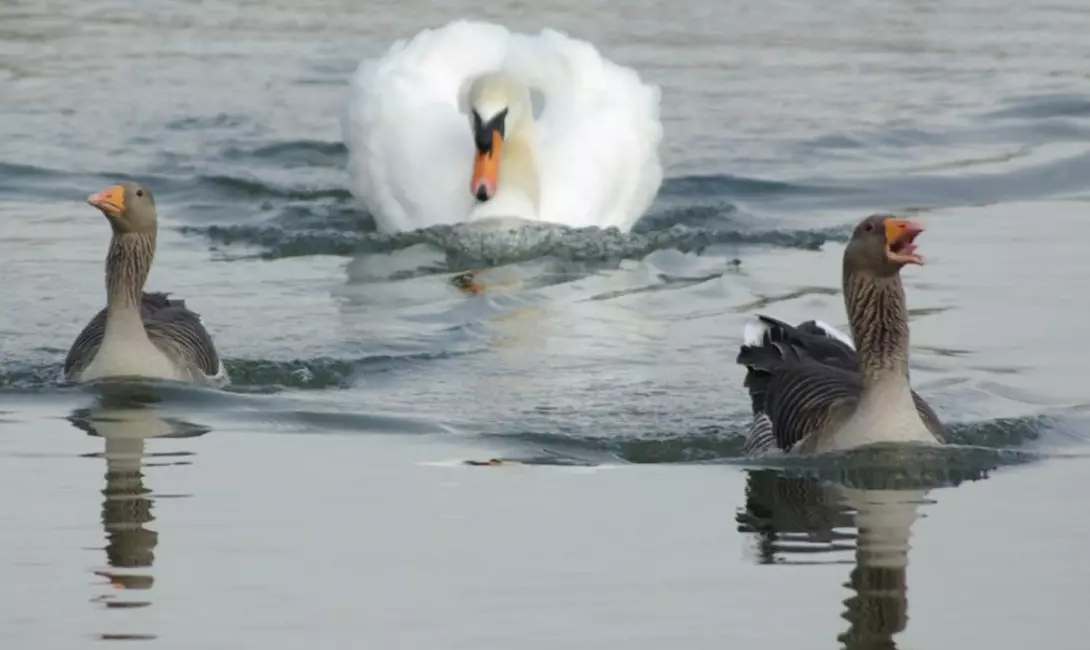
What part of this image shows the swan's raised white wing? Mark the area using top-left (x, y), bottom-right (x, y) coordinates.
top-left (510, 29), bottom-right (663, 232)
top-left (343, 21), bottom-right (663, 234)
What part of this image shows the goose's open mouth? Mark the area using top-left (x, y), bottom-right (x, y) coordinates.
top-left (885, 218), bottom-right (924, 265)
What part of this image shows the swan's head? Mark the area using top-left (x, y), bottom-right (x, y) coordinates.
top-left (87, 181), bottom-right (158, 235)
top-left (467, 73), bottom-right (532, 202)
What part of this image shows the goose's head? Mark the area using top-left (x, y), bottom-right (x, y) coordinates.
top-left (88, 181), bottom-right (158, 235)
top-left (844, 214), bottom-right (925, 278)
top-left (467, 73), bottom-right (532, 202)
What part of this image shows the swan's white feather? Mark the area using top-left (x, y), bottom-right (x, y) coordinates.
top-left (343, 20), bottom-right (663, 233)
top-left (812, 319), bottom-right (855, 349)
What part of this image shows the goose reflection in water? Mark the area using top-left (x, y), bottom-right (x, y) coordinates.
top-left (735, 450), bottom-right (995, 650)
top-left (67, 386), bottom-right (210, 642)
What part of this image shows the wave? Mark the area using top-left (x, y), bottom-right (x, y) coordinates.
top-left (175, 174), bottom-right (854, 274)
top-left (183, 216), bottom-right (849, 270)
top-left (464, 412), bottom-right (1079, 466)
top-left (0, 351), bottom-right (475, 394)
top-left (4, 356), bottom-right (1082, 469)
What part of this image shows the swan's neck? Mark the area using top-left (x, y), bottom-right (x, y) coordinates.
top-left (498, 120), bottom-right (540, 211)
top-left (843, 270), bottom-right (911, 396)
top-left (105, 231), bottom-right (155, 320)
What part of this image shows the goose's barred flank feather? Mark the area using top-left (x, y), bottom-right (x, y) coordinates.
top-left (737, 314), bottom-right (945, 454)
top-left (743, 414), bottom-right (777, 456)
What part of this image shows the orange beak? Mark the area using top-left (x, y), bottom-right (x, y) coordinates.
top-left (88, 185), bottom-right (126, 217)
top-left (471, 130), bottom-right (502, 202)
top-left (884, 218), bottom-right (925, 265)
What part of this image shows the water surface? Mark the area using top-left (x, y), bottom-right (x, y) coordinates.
top-left (3, 0), bottom-right (1090, 647)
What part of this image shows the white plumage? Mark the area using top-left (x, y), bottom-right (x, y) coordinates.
top-left (742, 316), bottom-right (856, 350)
top-left (742, 319), bottom-right (770, 347)
top-left (811, 319), bottom-right (855, 349)
top-left (343, 20), bottom-right (663, 233)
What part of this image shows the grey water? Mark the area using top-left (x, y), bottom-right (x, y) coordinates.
top-left (3, 0), bottom-right (1090, 647)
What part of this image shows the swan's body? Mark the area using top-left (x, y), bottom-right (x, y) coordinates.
top-left (64, 182), bottom-right (228, 387)
top-left (343, 20), bottom-right (663, 233)
top-left (736, 215), bottom-right (947, 455)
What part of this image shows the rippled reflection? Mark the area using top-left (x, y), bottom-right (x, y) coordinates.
top-left (736, 452), bottom-right (994, 649)
top-left (68, 388), bottom-right (210, 642)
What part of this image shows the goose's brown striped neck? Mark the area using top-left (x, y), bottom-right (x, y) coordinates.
top-left (105, 231), bottom-right (156, 312)
top-left (842, 269), bottom-right (911, 390)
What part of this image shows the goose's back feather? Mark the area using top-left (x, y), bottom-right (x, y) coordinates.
top-left (64, 292), bottom-right (223, 383)
top-left (737, 315), bottom-right (944, 454)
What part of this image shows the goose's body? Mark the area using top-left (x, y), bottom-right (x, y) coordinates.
top-left (739, 315), bottom-right (944, 455)
top-left (64, 182), bottom-right (228, 387)
top-left (66, 292), bottom-right (226, 385)
top-left (737, 215), bottom-right (947, 455)
top-left (343, 20), bottom-right (662, 233)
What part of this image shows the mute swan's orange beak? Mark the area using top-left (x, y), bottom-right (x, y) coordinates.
top-left (471, 130), bottom-right (503, 202)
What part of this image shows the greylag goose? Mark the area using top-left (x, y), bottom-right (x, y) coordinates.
top-left (63, 182), bottom-right (228, 387)
top-left (736, 214), bottom-right (946, 455)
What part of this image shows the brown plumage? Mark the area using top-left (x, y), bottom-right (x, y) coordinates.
top-left (737, 214), bottom-right (946, 455)
top-left (64, 181), bottom-right (228, 386)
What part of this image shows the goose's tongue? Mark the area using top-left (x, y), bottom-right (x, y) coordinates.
top-left (885, 218), bottom-right (924, 265)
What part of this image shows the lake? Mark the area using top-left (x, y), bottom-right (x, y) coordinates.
top-left (2, 0), bottom-right (1090, 647)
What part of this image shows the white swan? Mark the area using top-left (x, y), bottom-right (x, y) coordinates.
top-left (343, 20), bottom-right (664, 234)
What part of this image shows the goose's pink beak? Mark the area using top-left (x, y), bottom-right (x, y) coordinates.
top-left (88, 185), bottom-right (126, 217)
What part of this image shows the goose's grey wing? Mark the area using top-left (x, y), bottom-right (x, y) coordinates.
top-left (753, 315), bottom-right (858, 370)
top-left (744, 364), bottom-right (945, 453)
top-left (64, 307), bottom-right (108, 380)
top-left (911, 392), bottom-right (948, 443)
top-left (738, 315), bottom-right (863, 453)
top-left (739, 315), bottom-right (858, 415)
top-left (757, 363), bottom-right (861, 453)
top-left (737, 313), bottom-right (945, 453)
top-left (142, 294), bottom-right (222, 379)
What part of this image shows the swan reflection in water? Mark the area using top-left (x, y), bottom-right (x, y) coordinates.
top-left (67, 386), bottom-right (210, 642)
top-left (736, 452), bottom-right (995, 649)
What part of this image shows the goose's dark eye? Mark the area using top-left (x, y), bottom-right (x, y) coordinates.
top-left (136, 189), bottom-right (144, 197)
top-left (864, 222), bottom-right (874, 232)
